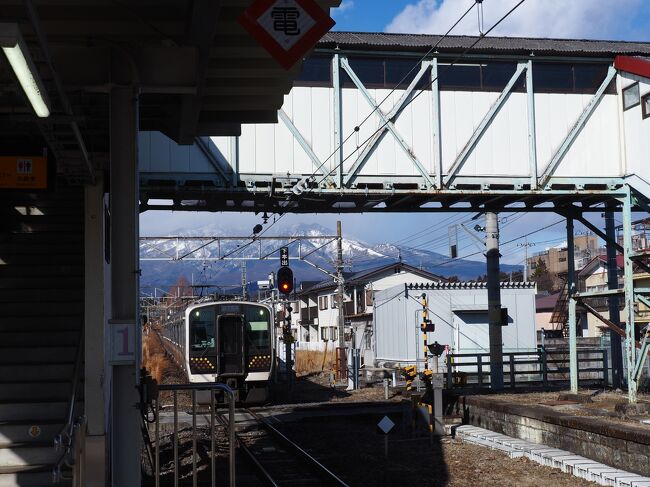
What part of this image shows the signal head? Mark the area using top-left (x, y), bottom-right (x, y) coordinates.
top-left (277, 266), bottom-right (294, 295)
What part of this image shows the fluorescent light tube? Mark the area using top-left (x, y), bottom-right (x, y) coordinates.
top-left (2, 42), bottom-right (50, 117)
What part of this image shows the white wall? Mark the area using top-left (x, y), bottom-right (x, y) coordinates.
top-left (374, 284), bottom-right (537, 369)
top-left (138, 71), bottom-right (650, 190)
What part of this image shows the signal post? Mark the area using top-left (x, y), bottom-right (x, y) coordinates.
top-left (278, 247), bottom-right (294, 389)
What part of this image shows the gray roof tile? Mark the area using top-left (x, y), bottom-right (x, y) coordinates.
top-left (318, 32), bottom-right (650, 57)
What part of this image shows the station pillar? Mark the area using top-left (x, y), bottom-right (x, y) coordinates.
top-left (84, 175), bottom-right (108, 486)
top-left (109, 85), bottom-right (142, 486)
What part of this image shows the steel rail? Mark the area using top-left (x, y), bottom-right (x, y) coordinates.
top-left (218, 409), bottom-right (350, 487)
top-left (243, 409), bottom-right (350, 487)
top-left (214, 413), bottom-right (279, 487)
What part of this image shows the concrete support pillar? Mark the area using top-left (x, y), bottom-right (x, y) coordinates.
top-left (621, 187), bottom-right (637, 403)
top-left (605, 208), bottom-right (623, 389)
top-left (486, 212), bottom-right (503, 390)
top-left (84, 176), bottom-right (107, 487)
top-left (567, 217), bottom-right (578, 393)
top-left (109, 85), bottom-right (142, 486)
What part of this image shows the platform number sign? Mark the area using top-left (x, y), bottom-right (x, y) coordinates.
top-left (238, 0), bottom-right (335, 70)
top-left (109, 320), bottom-right (136, 365)
top-left (280, 246), bottom-right (289, 267)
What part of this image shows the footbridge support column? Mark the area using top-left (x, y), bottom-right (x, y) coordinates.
top-left (567, 217), bottom-right (578, 393)
top-left (486, 212), bottom-right (504, 390)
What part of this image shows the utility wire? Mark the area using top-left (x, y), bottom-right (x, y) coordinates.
top-left (434, 218), bottom-right (564, 268)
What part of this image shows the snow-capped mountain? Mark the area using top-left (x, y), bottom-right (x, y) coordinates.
top-left (139, 222), bottom-right (522, 294)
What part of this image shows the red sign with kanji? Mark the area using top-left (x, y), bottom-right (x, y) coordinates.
top-left (239, 0), bottom-right (335, 70)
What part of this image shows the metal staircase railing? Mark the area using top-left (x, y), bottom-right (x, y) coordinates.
top-left (53, 327), bottom-right (85, 484)
top-left (551, 283), bottom-right (569, 334)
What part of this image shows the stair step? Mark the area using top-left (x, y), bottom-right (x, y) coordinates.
top-left (0, 422), bottom-right (63, 444)
top-left (0, 348), bottom-right (77, 365)
top-left (0, 289), bottom-right (83, 303)
top-left (0, 466), bottom-right (71, 487)
top-left (0, 443), bottom-right (58, 468)
top-left (0, 332), bottom-right (79, 347)
top-left (0, 302), bottom-right (83, 317)
top-left (0, 364), bottom-right (75, 383)
top-left (0, 382), bottom-right (79, 402)
top-left (0, 319), bottom-right (79, 332)
top-left (0, 265), bottom-right (83, 278)
top-left (0, 277), bottom-right (81, 290)
top-left (0, 401), bottom-right (80, 422)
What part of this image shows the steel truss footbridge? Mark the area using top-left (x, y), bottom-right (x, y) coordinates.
top-left (138, 32), bottom-right (650, 402)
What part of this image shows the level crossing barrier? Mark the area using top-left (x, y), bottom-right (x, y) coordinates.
top-left (445, 348), bottom-right (608, 389)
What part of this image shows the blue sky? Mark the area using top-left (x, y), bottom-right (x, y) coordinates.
top-left (141, 0), bottom-right (650, 268)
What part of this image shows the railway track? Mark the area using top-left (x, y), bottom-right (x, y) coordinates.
top-left (217, 409), bottom-right (350, 487)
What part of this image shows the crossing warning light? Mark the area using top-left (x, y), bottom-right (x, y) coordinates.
top-left (427, 341), bottom-right (446, 357)
top-left (277, 266), bottom-right (293, 295)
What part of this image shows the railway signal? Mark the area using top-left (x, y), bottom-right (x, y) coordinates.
top-left (427, 341), bottom-right (446, 357)
top-left (277, 265), bottom-right (293, 295)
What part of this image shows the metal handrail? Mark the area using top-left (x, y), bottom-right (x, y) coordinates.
top-left (153, 383), bottom-right (236, 487)
top-left (53, 327), bottom-right (85, 483)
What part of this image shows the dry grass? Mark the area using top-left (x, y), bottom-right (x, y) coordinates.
top-left (295, 349), bottom-right (335, 375)
top-left (142, 330), bottom-right (171, 383)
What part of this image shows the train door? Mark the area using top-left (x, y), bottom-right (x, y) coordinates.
top-left (217, 314), bottom-right (245, 375)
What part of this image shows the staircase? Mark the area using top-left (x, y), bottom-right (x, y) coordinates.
top-left (551, 283), bottom-right (569, 335)
top-left (0, 187), bottom-right (84, 486)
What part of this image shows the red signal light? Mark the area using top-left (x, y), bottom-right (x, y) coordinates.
top-left (277, 266), bottom-right (293, 295)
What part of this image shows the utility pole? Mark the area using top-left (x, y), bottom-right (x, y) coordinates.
top-left (486, 212), bottom-right (504, 389)
top-left (241, 261), bottom-right (247, 300)
top-left (336, 221), bottom-right (346, 382)
top-left (605, 208), bottom-right (623, 389)
top-left (518, 238), bottom-right (534, 281)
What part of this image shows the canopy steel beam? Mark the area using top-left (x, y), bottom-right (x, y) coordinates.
top-left (340, 57), bottom-right (433, 188)
top-left (539, 66), bottom-right (617, 188)
top-left (445, 62), bottom-right (527, 188)
top-left (194, 136), bottom-right (231, 184)
top-left (278, 109), bottom-right (334, 186)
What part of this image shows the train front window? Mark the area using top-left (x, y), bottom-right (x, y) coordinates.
top-left (245, 307), bottom-right (270, 352)
top-left (190, 307), bottom-right (215, 351)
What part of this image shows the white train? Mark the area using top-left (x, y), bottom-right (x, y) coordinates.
top-left (162, 300), bottom-right (275, 404)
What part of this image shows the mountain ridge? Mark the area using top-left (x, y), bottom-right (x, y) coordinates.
top-left (140, 222), bottom-right (523, 293)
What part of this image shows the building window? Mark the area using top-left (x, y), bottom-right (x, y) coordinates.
top-left (559, 257), bottom-right (567, 262)
top-left (330, 294), bottom-right (338, 309)
top-left (294, 56), bottom-right (332, 87)
top-left (320, 326), bottom-right (338, 341)
top-left (318, 295), bottom-right (328, 310)
top-left (642, 92), bottom-right (650, 119)
top-left (623, 83), bottom-right (640, 110)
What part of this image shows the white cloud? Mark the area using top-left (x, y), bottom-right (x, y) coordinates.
top-left (333, 0), bottom-right (354, 17)
top-left (386, 0), bottom-right (642, 39)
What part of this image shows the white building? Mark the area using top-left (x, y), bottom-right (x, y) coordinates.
top-left (291, 262), bottom-right (445, 363)
top-left (373, 281), bottom-right (537, 371)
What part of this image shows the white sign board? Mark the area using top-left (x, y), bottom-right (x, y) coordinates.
top-left (109, 320), bottom-right (136, 365)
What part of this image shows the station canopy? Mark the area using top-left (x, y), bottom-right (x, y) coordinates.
top-left (0, 0), bottom-right (339, 183)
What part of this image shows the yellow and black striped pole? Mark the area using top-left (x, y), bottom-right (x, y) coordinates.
top-left (402, 365), bottom-right (416, 391)
top-left (421, 293), bottom-right (428, 371)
